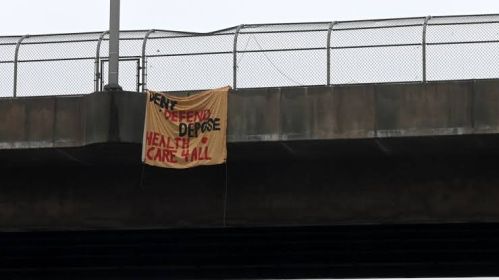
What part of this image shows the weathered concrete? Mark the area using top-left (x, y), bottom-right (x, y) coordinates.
top-left (227, 156), bottom-right (499, 226)
top-left (375, 81), bottom-right (473, 137)
top-left (2, 79), bottom-right (499, 150)
top-left (474, 80), bottom-right (499, 132)
top-left (1, 155), bottom-right (499, 230)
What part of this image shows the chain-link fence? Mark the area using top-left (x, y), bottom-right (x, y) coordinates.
top-left (1, 14), bottom-right (499, 97)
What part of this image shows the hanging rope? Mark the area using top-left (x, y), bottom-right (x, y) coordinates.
top-left (222, 161), bottom-right (229, 227)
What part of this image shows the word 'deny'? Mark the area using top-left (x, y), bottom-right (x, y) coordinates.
top-left (149, 91), bottom-right (177, 111)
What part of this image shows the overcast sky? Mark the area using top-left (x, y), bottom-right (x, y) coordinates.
top-left (2, 0), bottom-right (499, 35)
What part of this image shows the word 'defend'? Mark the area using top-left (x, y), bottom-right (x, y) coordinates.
top-left (164, 109), bottom-right (211, 123)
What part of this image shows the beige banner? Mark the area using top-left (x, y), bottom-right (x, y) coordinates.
top-left (142, 86), bottom-right (230, 169)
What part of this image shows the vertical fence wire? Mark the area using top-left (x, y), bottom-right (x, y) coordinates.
top-left (422, 16), bottom-right (431, 83)
top-left (13, 35), bottom-right (29, 97)
top-left (141, 29), bottom-right (156, 92)
top-left (233, 25), bottom-right (244, 90)
top-left (95, 31), bottom-right (109, 92)
top-left (326, 21), bottom-right (336, 86)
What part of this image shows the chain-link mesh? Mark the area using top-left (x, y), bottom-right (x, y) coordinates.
top-left (331, 46), bottom-right (423, 84)
top-left (16, 33), bottom-right (100, 96)
top-left (0, 37), bottom-right (17, 97)
top-left (98, 31), bottom-right (145, 91)
top-left (1, 14), bottom-right (499, 97)
top-left (145, 31), bottom-right (234, 91)
top-left (331, 18), bottom-right (424, 84)
top-left (426, 15), bottom-right (499, 80)
top-left (100, 59), bottom-right (140, 92)
top-left (237, 23), bottom-right (329, 88)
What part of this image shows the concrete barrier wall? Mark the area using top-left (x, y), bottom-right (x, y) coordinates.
top-left (2, 79), bottom-right (499, 149)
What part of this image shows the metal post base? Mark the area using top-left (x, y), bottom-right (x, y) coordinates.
top-left (104, 83), bottom-right (123, 92)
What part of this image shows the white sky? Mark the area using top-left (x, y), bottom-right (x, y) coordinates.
top-left (2, 0), bottom-right (499, 35)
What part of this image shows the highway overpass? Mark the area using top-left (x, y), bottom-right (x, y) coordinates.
top-left (2, 14), bottom-right (499, 279)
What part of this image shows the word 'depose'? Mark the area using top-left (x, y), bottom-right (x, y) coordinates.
top-left (163, 108), bottom-right (222, 138)
top-left (178, 118), bottom-right (221, 138)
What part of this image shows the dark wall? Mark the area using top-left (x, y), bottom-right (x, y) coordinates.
top-left (227, 155), bottom-right (499, 226)
top-left (2, 154), bottom-right (499, 231)
top-left (0, 163), bottom-right (224, 230)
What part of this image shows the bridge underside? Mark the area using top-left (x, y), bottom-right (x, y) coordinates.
top-left (2, 136), bottom-right (499, 230)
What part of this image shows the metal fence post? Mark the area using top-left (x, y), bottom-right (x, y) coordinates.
top-left (95, 31), bottom-right (109, 92)
top-left (106, 0), bottom-right (121, 91)
top-left (233, 25), bottom-right (244, 90)
top-left (13, 34), bottom-right (29, 97)
top-left (422, 16), bottom-right (431, 83)
top-left (326, 21), bottom-right (336, 86)
top-left (141, 29), bottom-right (156, 92)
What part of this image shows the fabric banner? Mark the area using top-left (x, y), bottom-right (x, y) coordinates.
top-left (142, 86), bottom-right (230, 169)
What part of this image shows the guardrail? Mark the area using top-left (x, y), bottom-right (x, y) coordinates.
top-left (1, 14), bottom-right (499, 97)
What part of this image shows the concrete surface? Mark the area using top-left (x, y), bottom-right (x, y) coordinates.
top-left (2, 79), bottom-right (499, 150)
